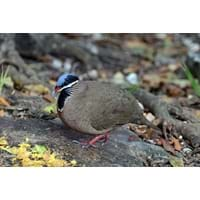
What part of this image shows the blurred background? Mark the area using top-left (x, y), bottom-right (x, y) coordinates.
top-left (1, 33), bottom-right (200, 98)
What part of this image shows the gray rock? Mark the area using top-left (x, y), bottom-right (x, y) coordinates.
top-left (0, 117), bottom-right (171, 167)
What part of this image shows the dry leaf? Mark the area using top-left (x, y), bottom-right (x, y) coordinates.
top-left (130, 125), bottom-right (146, 134)
top-left (161, 138), bottom-right (176, 154)
top-left (171, 137), bottom-right (182, 151)
top-left (0, 138), bottom-right (76, 167)
top-left (129, 124), bottom-right (154, 140)
top-left (169, 156), bottom-right (184, 167)
top-left (0, 109), bottom-right (5, 117)
top-left (164, 84), bottom-right (184, 97)
top-left (0, 96), bottom-right (10, 106)
top-left (0, 137), bottom-right (8, 146)
top-left (24, 84), bottom-right (50, 94)
top-left (43, 94), bottom-right (55, 103)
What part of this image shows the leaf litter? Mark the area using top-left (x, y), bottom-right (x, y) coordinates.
top-left (0, 136), bottom-right (77, 167)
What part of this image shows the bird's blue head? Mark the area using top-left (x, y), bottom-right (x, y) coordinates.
top-left (54, 74), bottom-right (79, 93)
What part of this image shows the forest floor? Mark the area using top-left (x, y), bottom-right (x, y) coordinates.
top-left (1, 33), bottom-right (200, 167)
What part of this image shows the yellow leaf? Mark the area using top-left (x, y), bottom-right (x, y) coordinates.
top-left (0, 137), bottom-right (8, 146)
top-left (18, 142), bottom-right (31, 149)
top-left (0, 137), bottom-right (74, 167)
top-left (70, 160), bottom-right (77, 166)
top-left (21, 158), bottom-right (45, 167)
top-left (24, 84), bottom-right (50, 94)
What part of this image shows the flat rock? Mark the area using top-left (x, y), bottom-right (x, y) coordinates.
top-left (0, 117), bottom-right (171, 166)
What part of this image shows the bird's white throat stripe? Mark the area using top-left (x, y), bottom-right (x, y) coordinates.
top-left (59, 80), bottom-right (79, 92)
top-left (58, 107), bottom-right (64, 112)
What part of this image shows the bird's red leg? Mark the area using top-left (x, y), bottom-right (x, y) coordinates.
top-left (88, 132), bottom-right (110, 146)
top-left (73, 132), bottom-right (110, 148)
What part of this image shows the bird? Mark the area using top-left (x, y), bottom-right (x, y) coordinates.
top-left (54, 73), bottom-right (157, 146)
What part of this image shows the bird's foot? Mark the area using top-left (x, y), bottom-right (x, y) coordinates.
top-left (72, 132), bottom-right (110, 148)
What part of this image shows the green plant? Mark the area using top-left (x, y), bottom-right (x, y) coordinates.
top-left (0, 66), bottom-right (11, 94)
top-left (183, 63), bottom-right (200, 97)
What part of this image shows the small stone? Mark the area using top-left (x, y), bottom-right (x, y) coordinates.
top-left (52, 58), bottom-right (63, 69)
top-left (126, 73), bottom-right (138, 84)
top-left (88, 70), bottom-right (98, 79)
top-left (112, 72), bottom-right (127, 85)
top-left (145, 113), bottom-right (155, 122)
top-left (168, 64), bottom-right (179, 71)
top-left (181, 142), bottom-right (184, 145)
top-left (183, 147), bottom-right (192, 154)
top-left (63, 59), bottom-right (72, 72)
top-left (178, 135), bottom-right (183, 140)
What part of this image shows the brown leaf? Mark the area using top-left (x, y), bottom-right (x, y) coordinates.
top-left (171, 137), bottom-right (182, 151)
top-left (129, 124), bottom-right (147, 135)
top-left (129, 124), bottom-right (154, 139)
top-left (164, 84), bottom-right (184, 97)
top-left (43, 94), bottom-right (55, 103)
top-left (161, 138), bottom-right (176, 155)
top-left (0, 96), bottom-right (10, 106)
top-left (0, 110), bottom-right (5, 117)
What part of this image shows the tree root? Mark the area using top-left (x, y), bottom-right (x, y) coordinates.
top-left (132, 89), bottom-right (200, 147)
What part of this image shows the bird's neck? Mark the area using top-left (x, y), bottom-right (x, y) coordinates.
top-left (57, 88), bottom-right (72, 112)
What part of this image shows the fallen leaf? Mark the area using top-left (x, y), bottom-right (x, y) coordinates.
top-left (32, 144), bottom-right (47, 154)
top-left (70, 160), bottom-right (77, 166)
top-left (129, 124), bottom-right (154, 140)
top-left (129, 124), bottom-right (147, 135)
top-left (171, 137), bottom-right (182, 151)
top-left (0, 137), bottom-right (76, 167)
top-left (43, 103), bottom-right (57, 113)
top-left (43, 94), bottom-right (55, 103)
top-left (169, 156), bottom-right (184, 167)
top-left (161, 138), bottom-right (176, 154)
top-left (164, 84), bottom-right (184, 97)
top-left (0, 109), bottom-right (5, 117)
top-left (24, 84), bottom-right (50, 94)
top-left (0, 96), bottom-right (10, 106)
top-left (0, 137), bottom-right (8, 146)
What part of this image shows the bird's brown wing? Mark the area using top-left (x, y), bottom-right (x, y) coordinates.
top-left (80, 82), bottom-right (136, 131)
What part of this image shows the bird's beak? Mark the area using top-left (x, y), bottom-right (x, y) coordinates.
top-left (52, 86), bottom-right (61, 98)
top-left (54, 86), bottom-right (61, 93)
